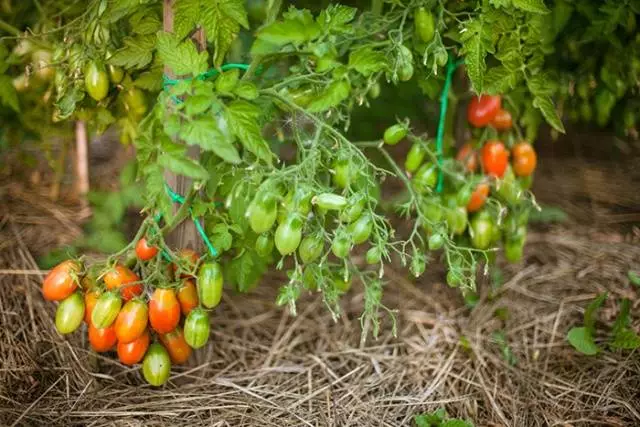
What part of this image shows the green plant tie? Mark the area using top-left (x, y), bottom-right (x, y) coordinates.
top-left (435, 55), bottom-right (464, 193)
top-left (162, 63), bottom-right (256, 90)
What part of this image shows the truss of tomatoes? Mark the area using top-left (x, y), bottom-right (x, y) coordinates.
top-left (399, 94), bottom-right (537, 282)
top-left (42, 242), bottom-right (223, 386)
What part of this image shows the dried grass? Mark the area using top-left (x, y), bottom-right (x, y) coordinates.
top-left (1, 171), bottom-right (640, 426)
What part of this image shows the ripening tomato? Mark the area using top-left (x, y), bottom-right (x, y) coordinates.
top-left (55, 293), bottom-right (85, 335)
top-left (184, 309), bottom-right (210, 349)
top-left (114, 299), bottom-right (148, 344)
top-left (340, 195), bottom-right (366, 223)
top-left (88, 324), bottom-right (117, 352)
top-left (275, 216), bottom-right (303, 256)
top-left (466, 183), bottom-right (490, 213)
top-left (470, 213), bottom-right (495, 250)
top-left (104, 264), bottom-right (142, 301)
top-left (171, 249), bottom-right (199, 278)
top-left (405, 142), bottom-right (427, 174)
top-left (107, 64), bottom-right (124, 84)
top-left (446, 206), bottom-right (467, 235)
top-left (160, 327), bottom-right (192, 364)
top-left (143, 343), bottom-right (171, 386)
top-left (177, 279), bottom-right (199, 316)
top-left (84, 61), bottom-right (109, 101)
top-left (248, 194), bottom-right (278, 234)
top-left (428, 233), bottom-right (445, 250)
top-left (467, 95), bottom-right (501, 127)
top-left (43, 260), bottom-right (81, 301)
top-left (481, 140), bottom-right (509, 178)
top-left (456, 143), bottom-right (478, 173)
top-left (197, 262), bottom-right (224, 309)
top-left (349, 214), bottom-right (373, 245)
top-left (84, 290), bottom-right (100, 324)
top-left (149, 288), bottom-right (181, 334)
top-left (511, 142), bottom-right (537, 177)
top-left (298, 234), bottom-right (324, 264)
top-left (117, 329), bottom-right (150, 365)
top-left (412, 163), bottom-right (438, 193)
top-left (91, 292), bottom-right (122, 329)
top-left (135, 238), bottom-right (158, 261)
top-left (491, 109), bottom-right (513, 130)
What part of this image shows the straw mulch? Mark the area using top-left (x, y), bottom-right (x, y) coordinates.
top-left (1, 159), bottom-right (640, 427)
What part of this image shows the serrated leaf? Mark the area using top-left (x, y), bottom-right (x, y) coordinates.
top-left (215, 69), bottom-right (239, 94)
top-left (256, 9), bottom-right (320, 46)
top-left (483, 66), bottom-right (517, 94)
top-left (527, 73), bottom-right (555, 97)
top-left (225, 101), bottom-right (272, 164)
top-left (442, 420), bottom-right (474, 427)
top-left (202, 5), bottom-right (241, 67)
top-left (234, 81), bottom-right (258, 100)
top-left (610, 329), bottom-right (640, 350)
top-left (348, 47), bottom-right (388, 77)
top-left (533, 95), bottom-right (565, 133)
top-left (109, 35), bottom-right (155, 70)
top-left (317, 4), bottom-right (357, 32)
top-left (157, 32), bottom-right (208, 76)
top-left (567, 327), bottom-right (599, 355)
top-left (512, 0), bottom-right (550, 14)
top-left (226, 249), bottom-right (265, 292)
top-left (611, 299), bottom-right (631, 336)
top-left (307, 80), bottom-right (350, 113)
top-left (218, 0), bottom-right (249, 29)
top-left (0, 75), bottom-right (19, 112)
top-left (208, 223), bottom-right (233, 252)
top-left (134, 69), bottom-right (163, 91)
top-left (489, 0), bottom-right (512, 7)
top-left (461, 32), bottom-right (486, 93)
top-left (185, 94), bottom-right (213, 116)
top-left (180, 117), bottom-right (241, 163)
top-left (158, 152), bottom-right (209, 180)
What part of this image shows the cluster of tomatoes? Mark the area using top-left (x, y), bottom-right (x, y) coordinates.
top-left (42, 239), bottom-right (222, 386)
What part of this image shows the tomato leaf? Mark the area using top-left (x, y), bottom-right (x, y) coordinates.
top-left (609, 329), bottom-right (640, 350)
top-left (460, 18), bottom-right (491, 93)
top-left (234, 81), bottom-right (258, 100)
top-left (184, 95), bottom-right (213, 116)
top-left (158, 153), bottom-right (209, 180)
top-left (225, 100), bottom-right (273, 164)
top-left (215, 69), bottom-right (239, 94)
top-left (512, 0), bottom-right (550, 14)
top-left (180, 117), bottom-right (241, 164)
top-left (317, 4), bottom-right (357, 33)
top-left (256, 8), bottom-right (320, 47)
top-left (207, 223), bottom-right (233, 253)
top-left (567, 327), bottom-right (599, 355)
top-left (108, 35), bottom-right (155, 70)
top-left (225, 249), bottom-right (266, 293)
top-left (348, 47), bottom-right (388, 77)
top-left (0, 75), bottom-right (19, 112)
top-left (156, 32), bottom-right (208, 76)
top-left (307, 80), bottom-right (350, 113)
top-left (483, 65), bottom-right (517, 95)
top-left (532, 95), bottom-right (565, 133)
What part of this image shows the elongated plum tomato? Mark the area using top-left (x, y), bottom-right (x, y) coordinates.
top-left (84, 61), bottom-right (109, 101)
top-left (197, 262), bottom-right (223, 309)
top-left (114, 299), bottom-right (148, 344)
top-left (248, 194), bottom-right (278, 234)
top-left (456, 143), bottom-right (478, 173)
top-left (466, 183), bottom-right (490, 213)
top-left (511, 142), bottom-right (537, 177)
top-left (405, 142), bottom-right (427, 174)
top-left (481, 140), bottom-right (509, 178)
top-left (298, 234), bottom-right (324, 264)
top-left (383, 124), bottom-right (408, 145)
top-left (135, 237), bottom-right (158, 261)
top-left (55, 292), bottom-right (85, 335)
top-left (84, 290), bottom-right (100, 324)
top-left (275, 217), bottom-right (303, 256)
top-left (149, 288), bottom-right (181, 334)
top-left (91, 292), bottom-right (122, 329)
top-left (88, 324), bottom-right (117, 352)
top-left (184, 309), bottom-right (210, 349)
top-left (143, 343), bottom-right (171, 386)
top-left (470, 214), bottom-right (494, 250)
top-left (491, 109), bottom-right (513, 130)
top-left (117, 329), bottom-right (150, 365)
top-left (43, 260), bottom-right (81, 301)
top-left (414, 7), bottom-right (435, 43)
top-left (177, 279), bottom-right (199, 316)
top-left (467, 95), bottom-right (501, 127)
top-left (160, 327), bottom-right (192, 364)
top-left (104, 264), bottom-right (142, 301)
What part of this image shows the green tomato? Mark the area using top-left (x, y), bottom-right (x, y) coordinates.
top-left (413, 163), bottom-right (438, 193)
top-left (248, 194), bottom-right (278, 234)
top-left (349, 215), bottom-right (373, 245)
top-left (124, 87), bottom-right (148, 118)
top-left (84, 61), bottom-right (109, 101)
top-left (332, 158), bottom-right (353, 189)
top-left (422, 196), bottom-right (443, 223)
top-left (446, 270), bottom-right (462, 288)
top-left (414, 7), bottom-right (436, 43)
top-left (383, 124), bottom-right (408, 145)
top-left (446, 206), bottom-right (467, 235)
top-left (456, 185), bottom-right (473, 207)
top-left (255, 234), bottom-right (274, 257)
top-left (331, 234), bottom-right (351, 258)
top-left (274, 216), bottom-right (303, 255)
top-left (298, 234), bottom-right (324, 264)
top-left (91, 292), bottom-right (122, 329)
top-left (398, 63), bottom-right (414, 82)
top-left (313, 193), bottom-right (347, 211)
top-left (184, 309), bottom-right (210, 349)
top-left (470, 214), bottom-right (494, 250)
top-left (302, 265), bottom-right (319, 291)
top-left (496, 167), bottom-right (521, 205)
top-left (197, 262), bottom-right (224, 308)
top-left (334, 276), bottom-right (352, 293)
top-left (366, 246), bottom-right (382, 264)
top-left (142, 343), bottom-right (171, 386)
top-left (108, 64), bottom-right (124, 84)
top-left (340, 195), bottom-right (366, 223)
top-left (504, 238), bottom-right (524, 263)
top-left (55, 292), bottom-right (85, 335)
top-left (405, 142), bottom-right (427, 174)
top-left (428, 233), bottom-right (445, 251)
top-left (369, 82), bottom-right (381, 99)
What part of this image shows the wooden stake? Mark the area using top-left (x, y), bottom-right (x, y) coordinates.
top-left (75, 120), bottom-right (90, 198)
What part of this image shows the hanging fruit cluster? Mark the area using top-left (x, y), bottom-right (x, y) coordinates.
top-left (42, 236), bottom-right (223, 386)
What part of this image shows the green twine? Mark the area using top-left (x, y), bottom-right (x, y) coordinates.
top-left (162, 63), bottom-right (251, 90)
top-left (435, 55), bottom-right (465, 193)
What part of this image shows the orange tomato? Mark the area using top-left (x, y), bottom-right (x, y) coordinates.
top-left (42, 260), bottom-right (81, 301)
top-left (84, 290), bottom-right (100, 324)
top-left (117, 329), bottom-right (150, 365)
top-left (135, 237), bottom-right (159, 261)
top-left (149, 288), bottom-right (181, 334)
top-left (114, 299), bottom-right (148, 344)
top-left (177, 279), bottom-right (199, 316)
top-left (481, 140), bottom-right (509, 178)
top-left (104, 264), bottom-right (142, 301)
top-left (160, 327), bottom-right (192, 364)
top-left (490, 109), bottom-right (513, 130)
top-left (466, 183), bottom-right (490, 213)
top-left (456, 143), bottom-right (478, 173)
top-left (88, 324), bottom-right (118, 352)
top-left (512, 142), bottom-right (537, 177)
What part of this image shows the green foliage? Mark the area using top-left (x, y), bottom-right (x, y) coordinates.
top-left (414, 408), bottom-right (474, 427)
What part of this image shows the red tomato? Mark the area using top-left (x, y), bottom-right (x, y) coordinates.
top-left (177, 279), bottom-right (199, 316)
top-left (104, 265), bottom-right (142, 301)
top-left (135, 238), bottom-right (159, 261)
top-left (490, 109), bottom-right (513, 130)
top-left (456, 143), bottom-right (478, 173)
top-left (160, 327), bottom-right (192, 365)
top-left (114, 299), bottom-right (148, 344)
top-left (88, 324), bottom-right (118, 353)
top-left (149, 288), bottom-right (181, 334)
top-left (84, 290), bottom-right (100, 324)
top-left (42, 260), bottom-right (81, 301)
top-left (481, 140), bottom-right (509, 178)
top-left (117, 329), bottom-right (150, 365)
top-left (467, 95), bottom-right (502, 127)
top-left (171, 249), bottom-right (200, 278)
top-left (512, 142), bottom-right (537, 177)
top-left (466, 183), bottom-right (490, 213)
